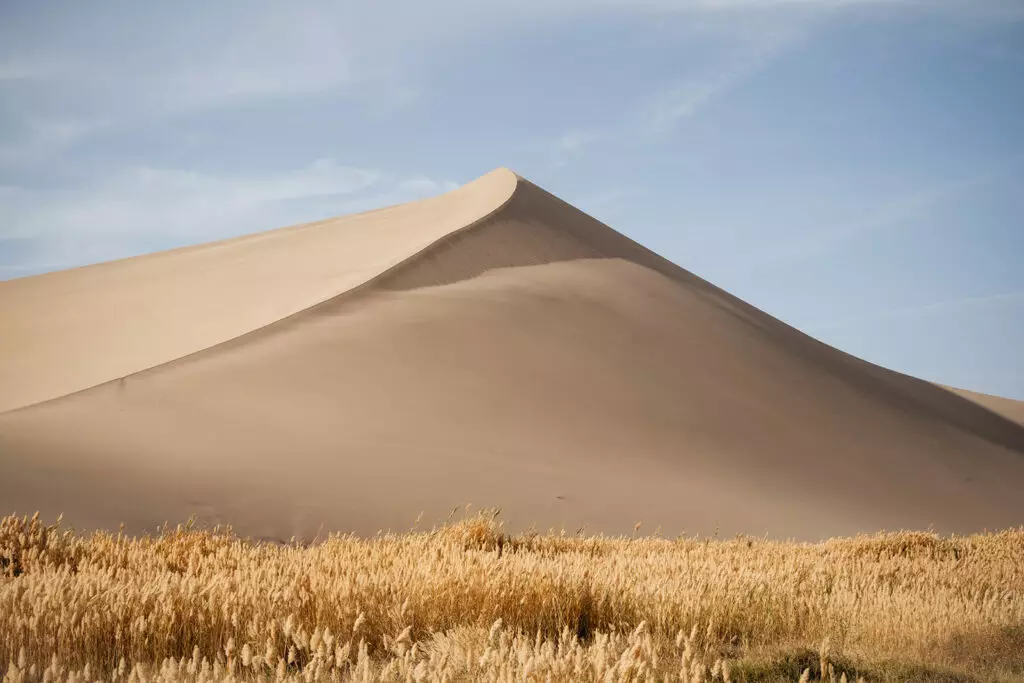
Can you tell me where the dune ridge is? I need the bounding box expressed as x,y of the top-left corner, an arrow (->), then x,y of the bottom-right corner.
0,169 -> 519,412
1,168 -> 1022,540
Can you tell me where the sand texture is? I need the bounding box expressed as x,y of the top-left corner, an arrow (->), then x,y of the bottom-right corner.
1,168 -> 1022,540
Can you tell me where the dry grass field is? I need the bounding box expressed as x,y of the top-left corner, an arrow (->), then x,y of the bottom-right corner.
2,510 -> 1023,683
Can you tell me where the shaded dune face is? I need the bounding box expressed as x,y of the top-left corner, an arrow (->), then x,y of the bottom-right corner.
1,169 -> 1022,541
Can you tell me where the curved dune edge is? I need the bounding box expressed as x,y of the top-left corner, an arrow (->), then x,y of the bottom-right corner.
0,166 -> 748,413
0,169 -> 520,412
943,386 -> 1024,426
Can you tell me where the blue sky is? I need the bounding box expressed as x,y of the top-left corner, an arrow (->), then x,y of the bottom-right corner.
1,0 -> 1022,398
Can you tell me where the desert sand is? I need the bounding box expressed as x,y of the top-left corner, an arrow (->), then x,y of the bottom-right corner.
1,168 -> 1022,540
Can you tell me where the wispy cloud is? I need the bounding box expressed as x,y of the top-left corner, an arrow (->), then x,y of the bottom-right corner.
548,0 -> 1019,165
551,129 -> 605,168
641,41 -> 790,133
640,5 -> 823,129
158,9 -> 353,110
0,0 -> 945,168
752,176 -> 989,269
2,160 -> 374,239
806,290 -> 1024,332
0,8 -> 367,174
551,11 -> 810,167
558,129 -> 603,154
551,50 -> 788,169
0,161 -> 458,278
0,119 -> 99,166
10,9 -> 353,113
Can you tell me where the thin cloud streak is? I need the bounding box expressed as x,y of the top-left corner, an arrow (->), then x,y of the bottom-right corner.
0,161 -> 458,278
807,290 -> 1024,332
641,30 -> 799,133
552,14 -> 811,166
750,176 -> 990,270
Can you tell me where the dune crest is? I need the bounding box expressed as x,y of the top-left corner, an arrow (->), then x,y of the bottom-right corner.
1,168 -> 1022,540
0,169 -> 518,412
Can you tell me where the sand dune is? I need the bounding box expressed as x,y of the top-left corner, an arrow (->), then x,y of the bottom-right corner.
1,168 -> 1022,540
0,170 -> 518,412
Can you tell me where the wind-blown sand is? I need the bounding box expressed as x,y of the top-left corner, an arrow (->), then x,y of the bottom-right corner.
1,168 -> 1022,540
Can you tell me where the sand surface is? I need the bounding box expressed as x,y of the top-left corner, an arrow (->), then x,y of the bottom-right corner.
1,168 -> 1022,540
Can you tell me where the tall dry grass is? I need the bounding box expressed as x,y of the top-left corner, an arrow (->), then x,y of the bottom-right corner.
2,510 -> 1023,682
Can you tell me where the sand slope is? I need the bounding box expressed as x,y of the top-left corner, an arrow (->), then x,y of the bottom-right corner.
0,170 -> 518,412
945,387 -> 1024,427
1,169 -> 1022,540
